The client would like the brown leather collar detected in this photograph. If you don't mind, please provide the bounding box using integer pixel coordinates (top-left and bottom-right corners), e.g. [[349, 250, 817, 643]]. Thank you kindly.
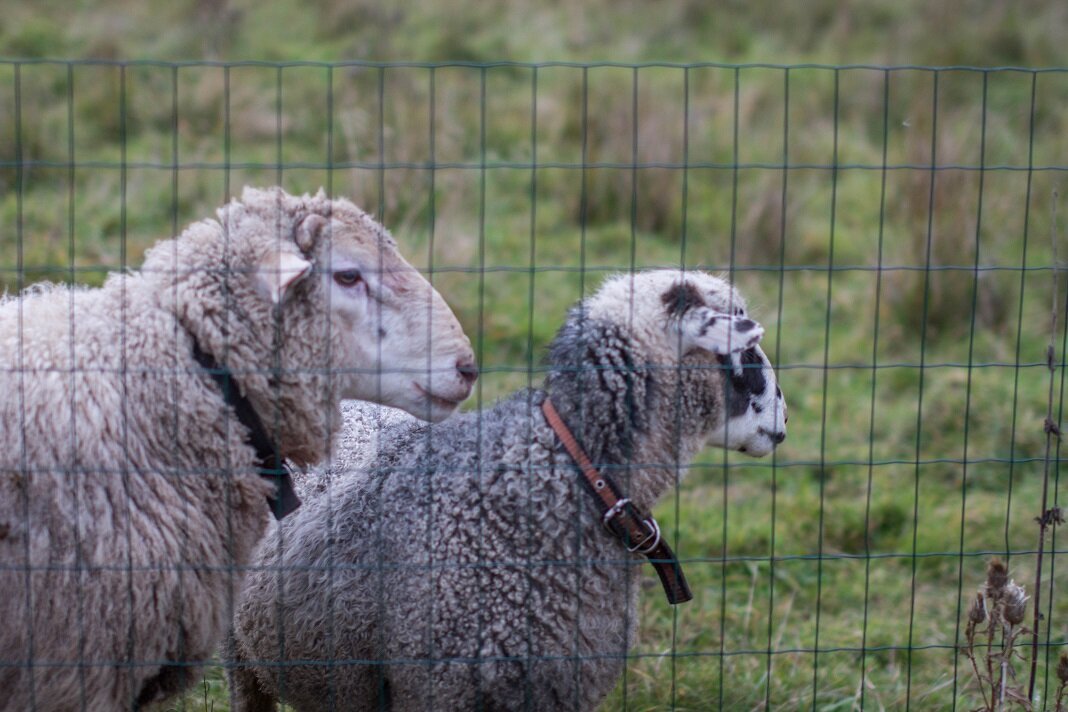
[[540, 396, 693, 605]]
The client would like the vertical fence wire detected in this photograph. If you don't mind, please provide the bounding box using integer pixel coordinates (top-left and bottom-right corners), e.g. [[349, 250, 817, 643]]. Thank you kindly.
[[718, 65, 740, 710], [524, 64, 540, 712], [117, 62, 136, 707], [950, 69, 990, 710], [905, 68, 940, 711], [573, 63, 590, 711], [167, 61, 188, 699], [670, 63, 690, 711], [859, 66, 891, 711], [65, 60, 90, 710], [1005, 73, 1041, 570], [12, 59, 34, 710], [811, 67, 841, 710], [323, 61, 339, 712], [764, 64, 790, 711]]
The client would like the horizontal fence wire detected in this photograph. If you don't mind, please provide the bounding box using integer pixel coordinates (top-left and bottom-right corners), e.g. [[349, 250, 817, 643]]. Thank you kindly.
[[0, 59, 1066, 711]]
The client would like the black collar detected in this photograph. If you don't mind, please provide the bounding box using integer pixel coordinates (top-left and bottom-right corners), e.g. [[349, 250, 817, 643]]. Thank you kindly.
[[191, 340, 301, 520]]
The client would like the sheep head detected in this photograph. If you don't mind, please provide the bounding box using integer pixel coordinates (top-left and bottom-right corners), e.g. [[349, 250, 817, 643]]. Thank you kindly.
[[222, 187, 477, 424], [583, 269, 787, 458]]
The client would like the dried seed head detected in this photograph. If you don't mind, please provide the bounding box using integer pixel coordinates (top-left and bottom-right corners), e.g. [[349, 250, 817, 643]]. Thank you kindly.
[[968, 592, 986, 625], [1003, 581, 1029, 626], [1058, 651, 1068, 684], [986, 558, 1009, 597]]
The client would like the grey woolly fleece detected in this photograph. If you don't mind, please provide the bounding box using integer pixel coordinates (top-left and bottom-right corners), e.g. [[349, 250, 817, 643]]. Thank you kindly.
[[231, 270, 788, 712], [0, 188, 461, 711]]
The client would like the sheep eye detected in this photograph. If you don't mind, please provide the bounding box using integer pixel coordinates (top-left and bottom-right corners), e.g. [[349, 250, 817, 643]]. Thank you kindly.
[[751, 401, 763, 414], [334, 269, 363, 287]]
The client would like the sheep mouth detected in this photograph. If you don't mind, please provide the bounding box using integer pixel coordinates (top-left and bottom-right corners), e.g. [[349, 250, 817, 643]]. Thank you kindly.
[[413, 382, 464, 410]]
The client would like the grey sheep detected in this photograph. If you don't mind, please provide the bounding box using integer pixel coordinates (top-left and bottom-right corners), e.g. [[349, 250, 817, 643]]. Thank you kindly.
[[0, 187, 476, 711], [231, 269, 787, 712]]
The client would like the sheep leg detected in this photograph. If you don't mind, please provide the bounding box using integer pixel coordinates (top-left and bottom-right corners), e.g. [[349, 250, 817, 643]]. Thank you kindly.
[[228, 664, 277, 712], [134, 663, 200, 710], [225, 632, 278, 712]]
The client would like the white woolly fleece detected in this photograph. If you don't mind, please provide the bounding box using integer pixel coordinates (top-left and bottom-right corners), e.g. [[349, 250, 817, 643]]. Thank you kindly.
[[0, 187, 473, 711]]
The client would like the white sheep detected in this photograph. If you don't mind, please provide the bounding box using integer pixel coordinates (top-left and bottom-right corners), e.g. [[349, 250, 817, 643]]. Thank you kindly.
[[0, 187, 476, 711], [230, 269, 787, 712]]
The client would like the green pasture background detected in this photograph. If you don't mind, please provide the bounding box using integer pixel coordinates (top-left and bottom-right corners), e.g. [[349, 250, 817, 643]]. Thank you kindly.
[[2, 1, 1067, 709]]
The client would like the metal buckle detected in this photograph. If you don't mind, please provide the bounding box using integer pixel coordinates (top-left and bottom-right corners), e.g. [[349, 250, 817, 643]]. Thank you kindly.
[[602, 498, 633, 528], [626, 517, 661, 555], [603, 499, 661, 554]]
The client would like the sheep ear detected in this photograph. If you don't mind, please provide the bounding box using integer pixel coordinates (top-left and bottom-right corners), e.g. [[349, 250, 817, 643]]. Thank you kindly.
[[256, 250, 313, 304], [295, 213, 329, 252], [677, 306, 764, 356]]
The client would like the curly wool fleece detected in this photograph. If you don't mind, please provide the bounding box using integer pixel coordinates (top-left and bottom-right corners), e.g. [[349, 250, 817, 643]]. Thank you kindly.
[[231, 269, 787, 712]]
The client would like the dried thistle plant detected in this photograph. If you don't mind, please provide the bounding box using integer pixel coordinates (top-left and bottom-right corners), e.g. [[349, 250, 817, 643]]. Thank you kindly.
[[1057, 652, 1068, 712], [962, 558, 1038, 711], [962, 559, 1068, 711]]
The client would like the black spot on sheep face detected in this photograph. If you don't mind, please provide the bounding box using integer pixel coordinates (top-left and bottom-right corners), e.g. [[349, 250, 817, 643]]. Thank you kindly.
[[721, 347, 767, 417], [661, 281, 705, 317], [707, 344, 786, 456]]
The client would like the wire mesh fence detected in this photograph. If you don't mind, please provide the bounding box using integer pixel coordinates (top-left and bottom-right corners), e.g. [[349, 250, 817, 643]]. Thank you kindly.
[[0, 60, 1066, 710]]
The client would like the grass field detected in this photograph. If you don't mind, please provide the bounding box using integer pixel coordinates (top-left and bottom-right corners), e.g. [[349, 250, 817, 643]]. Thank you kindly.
[[2, 1, 1068, 709]]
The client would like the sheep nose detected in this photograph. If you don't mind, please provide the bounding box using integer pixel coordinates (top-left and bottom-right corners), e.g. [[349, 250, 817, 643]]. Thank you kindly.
[[760, 427, 786, 445], [456, 358, 479, 385]]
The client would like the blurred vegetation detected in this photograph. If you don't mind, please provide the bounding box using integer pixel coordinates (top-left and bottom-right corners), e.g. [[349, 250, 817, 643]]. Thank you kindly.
[[2, 1, 1068, 710]]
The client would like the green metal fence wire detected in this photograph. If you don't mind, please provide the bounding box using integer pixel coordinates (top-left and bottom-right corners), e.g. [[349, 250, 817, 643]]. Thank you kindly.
[[1, 59, 1066, 710]]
